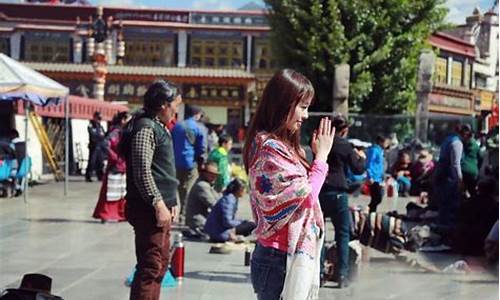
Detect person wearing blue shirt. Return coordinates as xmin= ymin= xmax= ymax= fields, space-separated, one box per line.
xmin=204 ymin=178 xmax=256 ymax=242
xmin=172 ymin=105 xmax=207 ymax=222
xmin=366 ymin=135 xmax=389 ymax=212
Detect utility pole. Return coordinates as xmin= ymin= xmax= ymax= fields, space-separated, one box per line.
xmin=332 ymin=64 xmax=351 ymax=117
xmin=415 ymin=50 xmax=436 ymax=143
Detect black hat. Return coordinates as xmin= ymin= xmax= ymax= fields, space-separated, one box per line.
xmin=19 ymin=273 xmax=52 ymax=293
xmin=93 ymin=111 xmax=102 ymax=120
xmin=331 ymin=114 xmax=351 ymax=131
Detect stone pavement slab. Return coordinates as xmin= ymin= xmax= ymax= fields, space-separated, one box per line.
xmin=0 ymin=179 xmax=498 ymax=300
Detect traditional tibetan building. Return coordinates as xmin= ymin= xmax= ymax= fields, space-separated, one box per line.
xmin=443 ymin=7 xmax=499 ymax=130
xmin=427 ymin=31 xmax=477 ymax=116
xmin=0 ymin=2 xmax=496 ymax=124
xmin=0 ymin=2 xmax=276 ymax=138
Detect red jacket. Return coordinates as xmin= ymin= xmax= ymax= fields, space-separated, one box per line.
xmin=106 ymin=126 xmax=126 ymax=173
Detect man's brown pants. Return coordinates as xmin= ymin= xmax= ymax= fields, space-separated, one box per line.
xmin=129 ymin=214 xmax=171 ymax=300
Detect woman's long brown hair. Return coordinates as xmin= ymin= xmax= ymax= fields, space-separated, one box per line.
xmin=243 ymin=69 xmax=314 ymax=171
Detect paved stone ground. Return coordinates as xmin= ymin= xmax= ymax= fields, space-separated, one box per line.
xmin=0 ymin=178 xmax=498 ymax=300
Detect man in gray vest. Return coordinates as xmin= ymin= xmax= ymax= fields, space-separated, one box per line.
xmin=434 ymin=124 xmax=464 ymax=232
xmin=123 ymin=80 xmax=182 ymax=300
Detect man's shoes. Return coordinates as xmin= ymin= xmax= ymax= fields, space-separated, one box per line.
xmin=336 ymin=275 xmax=349 ymax=289
xmin=85 ymin=176 xmax=93 ymax=182
xmin=209 ymin=244 xmax=232 ymax=254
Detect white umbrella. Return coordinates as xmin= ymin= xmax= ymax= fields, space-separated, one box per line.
xmin=0 ymin=53 xmax=70 ymax=202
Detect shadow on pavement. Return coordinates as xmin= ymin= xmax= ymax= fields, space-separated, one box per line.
xmin=391 ymin=269 xmax=435 ymax=275
xmin=184 ymin=271 xmax=249 ymax=283
xmin=368 ymin=257 xmax=397 ymax=264
xmin=23 ymin=218 xmax=100 ymax=224
xmin=453 ymin=279 xmax=498 ymax=285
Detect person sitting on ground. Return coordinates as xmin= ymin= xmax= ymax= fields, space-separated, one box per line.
xmin=8 ymin=129 xmax=27 ymax=197
xmin=204 ymin=178 xmax=256 ymax=243
xmin=184 ymin=161 xmax=220 ymax=238
xmin=0 ymin=134 xmax=16 ymax=198
xmin=0 ymin=273 xmax=63 ymax=300
xmin=409 ymin=149 xmax=435 ymax=196
xmin=208 ymin=134 xmax=233 ymax=192
xmin=391 ymin=151 xmax=412 ymax=197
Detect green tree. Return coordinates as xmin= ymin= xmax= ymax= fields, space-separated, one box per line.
xmin=264 ymin=0 xmax=448 ymax=113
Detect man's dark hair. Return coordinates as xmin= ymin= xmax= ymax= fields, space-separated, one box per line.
xmin=331 ymin=115 xmax=350 ymax=132
xmin=143 ymin=80 xmax=180 ymax=113
xmin=376 ymin=135 xmax=386 ymax=145
xmin=224 ymin=178 xmax=246 ymax=195
xmin=219 ymin=134 xmax=233 ymax=146
xmin=111 ymin=111 xmax=129 ymax=126
xmin=185 ymin=105 xmax=203 ymax=118
xmin=459 ymin=124 xmax=473 ymax=135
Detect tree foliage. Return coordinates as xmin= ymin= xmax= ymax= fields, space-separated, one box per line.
xmin=264 ymin=0 xmax=448 ymax=113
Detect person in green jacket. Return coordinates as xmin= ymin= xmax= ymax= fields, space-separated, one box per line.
xmin=208 ymin=134 xmax=233 ymax=192
xmin=460 ymin=124 xmax=481 ymax=198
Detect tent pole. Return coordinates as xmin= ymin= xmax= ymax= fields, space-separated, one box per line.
xmin=23 ymin=102 xmax=28 ymax=204
xmin=64 ymin=95 xmax=69 ymax=197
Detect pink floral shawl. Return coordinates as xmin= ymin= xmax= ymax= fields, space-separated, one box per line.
xmin=249 ymin=132 xmax=326 ymax=299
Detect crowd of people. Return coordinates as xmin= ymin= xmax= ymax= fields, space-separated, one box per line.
xmin=242 ymin=69 xmax=498 ymax=298
xmin=4 ymin=68 xmax=496 ymax=300
xmin=81 ymin=80 xmax=254 ymax=299
xmin=83 ymin=71 xmax=497 ymax=300
xmin=88 ymin=103 xmax=252 ymax=234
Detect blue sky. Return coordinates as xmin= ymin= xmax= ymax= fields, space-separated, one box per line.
xmin=0 ymin=0 xmax=493 ymax=24
xmin=148 ymin=0 xmax=264 ymax=10
xmin=90 ymin=0 xmax=496 ymax=24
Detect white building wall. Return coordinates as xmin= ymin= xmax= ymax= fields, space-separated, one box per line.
xmin=72 ymin=119 xmax=91 ymax=172
xmin=486 ymin=15 xmax=499 ymax=91
xmin=14 ymin=115 xmax=107 ymax=180
xmin=200 ymin=106 xmax=228 ymax=124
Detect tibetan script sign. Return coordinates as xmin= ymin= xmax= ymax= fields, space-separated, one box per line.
xmin=429 ymin=93 xmax=471 ymax=110
xmin=66 ymin=80 xmax=245 ymax=104
xmin=183 ymin=84 xmax=244 ymax=101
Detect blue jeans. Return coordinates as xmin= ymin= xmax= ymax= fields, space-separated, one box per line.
xmin=396 ymin=176 xmax=411 ymax=194
xmin=319 ymin=188 xmax=350 ymax=278
xmin=251 ymin=243 xmax=287 ymax=300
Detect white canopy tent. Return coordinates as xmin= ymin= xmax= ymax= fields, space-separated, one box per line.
xmin=0 ymin=53 xmax=70 ymax=201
